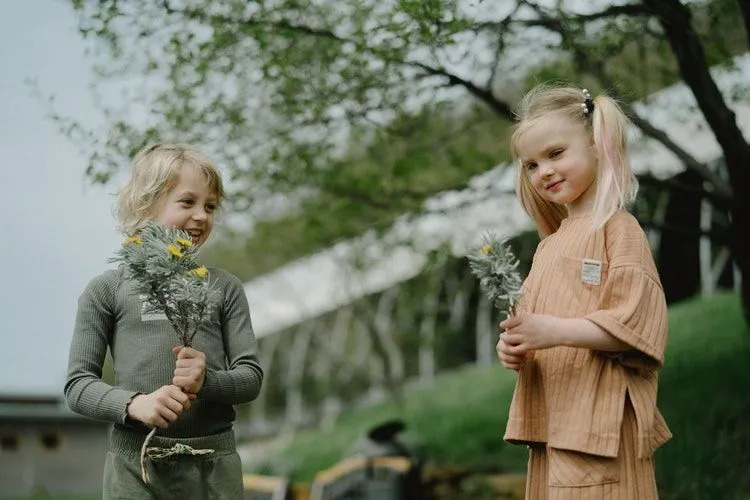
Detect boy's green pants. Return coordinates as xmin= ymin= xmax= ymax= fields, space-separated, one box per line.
xmin=103 ymin=427 xmax=244 ymax=500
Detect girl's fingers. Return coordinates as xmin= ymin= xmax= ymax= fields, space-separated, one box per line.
xmin=497 ymin=339 xmax=525 ymax=357
xmin=500 ymin=353 xmax=524 ymax=364
xmin=507 ymin=343 xmax=527 ymax=355
xmin=499 ymin=314 xmax=522 ymax=330
xmin=503 ymin=333 xmax=524 ymax=346
xmin=498 ymin=340 xmax=527 ymax=356
xmin=501 ymin=360 xmax=523 ymax=371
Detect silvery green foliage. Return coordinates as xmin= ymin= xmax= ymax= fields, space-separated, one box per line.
xmin=109 ymin=221 xmax=218 ymax=347
xmin=467 ymin=232 xmax=523 ymax=314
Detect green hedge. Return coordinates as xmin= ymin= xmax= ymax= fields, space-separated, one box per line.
xmin=267 ymin=292 xmax=749 ymax=498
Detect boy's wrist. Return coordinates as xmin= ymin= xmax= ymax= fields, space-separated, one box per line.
xmin=124 ymin=393 xmax=148 ymax=428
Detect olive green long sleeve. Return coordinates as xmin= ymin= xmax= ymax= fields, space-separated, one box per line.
xmin=65 ymin=266 xmax=263 ymax=438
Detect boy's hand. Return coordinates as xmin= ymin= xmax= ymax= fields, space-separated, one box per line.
xmin=127 ymin=385 xmax=190 ymax=428
xmin=172 ymin=346 xmax=206 ymax=395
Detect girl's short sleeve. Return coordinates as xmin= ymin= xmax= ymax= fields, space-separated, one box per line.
xmin=584 ymin=216 xmax=668 ymax=371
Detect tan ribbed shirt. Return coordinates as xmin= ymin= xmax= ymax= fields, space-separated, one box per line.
xmin=504 ymin=211 xmax=671 ymax=458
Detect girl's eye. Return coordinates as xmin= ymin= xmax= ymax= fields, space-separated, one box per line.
xmin=180 ymin=199 xmax=194 ymax=206
xmin=549 ymin=149 xmax=563 ymax=158
xmin=525 ymin=162 xmax=537 ymax=171
xmin=205 ymin=204 xmax=217 ymax=213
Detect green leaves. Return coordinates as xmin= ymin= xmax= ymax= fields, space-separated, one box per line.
xmin=467 ymin=232 xmax=523 ymax=314
xmin=109 ymin=222 xmax=218 ymax=347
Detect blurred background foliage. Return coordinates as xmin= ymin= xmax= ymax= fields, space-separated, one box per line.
xmin=59 ymin=0 xmax=748 ymax=280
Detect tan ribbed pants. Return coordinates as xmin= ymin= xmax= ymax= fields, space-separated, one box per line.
xmin=525 ymin=403 xmax=658 ymax=500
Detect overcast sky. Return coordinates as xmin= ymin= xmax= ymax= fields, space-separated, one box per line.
xmin=0 ymin=1 xmax=122 ymax=396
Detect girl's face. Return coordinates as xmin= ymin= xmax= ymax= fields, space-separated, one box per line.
xmin=154 ymin=166 xmax=217 ymax=246
xmin=515 ymin=113 xmax=598 ymax=217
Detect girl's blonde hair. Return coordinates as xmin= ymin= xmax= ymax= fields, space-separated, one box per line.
xmin=116 ymin=143 xmax=225 ymax=236
xmin=510 ymin=84 xmax=637 ymax=237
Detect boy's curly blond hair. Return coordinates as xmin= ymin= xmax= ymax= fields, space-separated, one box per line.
xmin=116 ymin=143 xmax=225 ymax=236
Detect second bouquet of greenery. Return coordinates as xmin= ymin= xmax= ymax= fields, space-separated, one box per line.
xmin=468 ymin=232 xmax=524 ymax=316
xmin=110 ymin=221 xmax=218 ymax=348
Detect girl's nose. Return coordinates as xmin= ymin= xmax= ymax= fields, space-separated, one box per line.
xmin=192 ymin=208 xmax=207 ymax=220
xmin=539 ymin=163 xmax=555 ymax=177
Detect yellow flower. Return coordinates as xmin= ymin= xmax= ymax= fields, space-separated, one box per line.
xmin=124 ymin=235 xmax=142 ymax=246
xmin=167 ymin=244 xmax=183 ymax=258
xmin=480 ymin=244 xmax=492 ymax=255
xmin=192 ymin=266 xmax=208 ymax=278
xmin=176 ymin=238 xmax=193 ymax=247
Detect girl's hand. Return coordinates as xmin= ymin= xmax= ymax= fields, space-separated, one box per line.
xmin=496 ymin=333 xmax=526 ymax=371
xmin=172 ymin=346 xmax=206 ymax=395
xmin=499 ymin=313 xmax=559 ymax=353
xmin=127 ymin=385 xmax=190 ymax=428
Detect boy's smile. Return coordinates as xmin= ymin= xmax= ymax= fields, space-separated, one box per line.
xmin=154 ymin=166 xmax=217 ymax=246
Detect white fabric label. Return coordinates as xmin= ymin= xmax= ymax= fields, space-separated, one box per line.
xmin=581 ymin=259 xmax=602 ymax=285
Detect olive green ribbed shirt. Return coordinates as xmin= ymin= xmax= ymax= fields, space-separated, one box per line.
xmin=65 ymin=266 xmax=263 ymax=439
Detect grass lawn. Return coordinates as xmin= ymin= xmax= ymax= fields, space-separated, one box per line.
xmin=264 ymin=291 xmax=750 ymax=499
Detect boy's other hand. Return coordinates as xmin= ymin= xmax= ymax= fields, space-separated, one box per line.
xmin=127 ymin=385 xmax=190 ymax=428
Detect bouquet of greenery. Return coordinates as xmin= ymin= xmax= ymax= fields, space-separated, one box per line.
xmin=110 ymin=220 xmax=218 ymax=482
xmin=110 ymin=221 xmax=217 ymax=347
xmin=467 ymin=232 xmax=523 ymax=316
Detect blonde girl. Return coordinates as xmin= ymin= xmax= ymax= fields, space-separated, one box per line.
xmin=497 ymin=86 xmax=671 ymax=499
xmin=66 ymin=143 xmax=263 ymax=499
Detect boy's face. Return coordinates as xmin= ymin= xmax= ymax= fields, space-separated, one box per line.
xmin=154 ymin=166 xmax=217 ymax=246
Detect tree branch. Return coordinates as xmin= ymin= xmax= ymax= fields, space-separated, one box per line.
xmin=642 ymin=0 xmax=750 ymax=169
xmin=475 ymin=2 xmax=650 ymax=32
xmin=410 ymin=62 xmax=513 ymax=120
xmin=637 ymin=173 xmax=730 ymax=209
xmin=525 ymin=2 xmax=733 ymax=201
xmin=643 ymin=0 xmax=750 ymax=321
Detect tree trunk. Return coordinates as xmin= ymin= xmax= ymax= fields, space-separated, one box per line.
xmin=737 ymin=0 xmax=750 ymax=49
xmin=643 ymin=0 xmax=750 ymax=323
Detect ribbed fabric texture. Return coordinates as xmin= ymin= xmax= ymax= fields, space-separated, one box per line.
xmin=65 ymin=265 xmax=264 ymax=446
xmin=504 ymin=211 xmax=671 ymax=459
xmin=525 ymin=399 xmax=658 ymax=499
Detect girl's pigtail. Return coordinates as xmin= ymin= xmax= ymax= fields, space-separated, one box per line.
xmin=590 ymin=96 xmax=638 ymax=229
